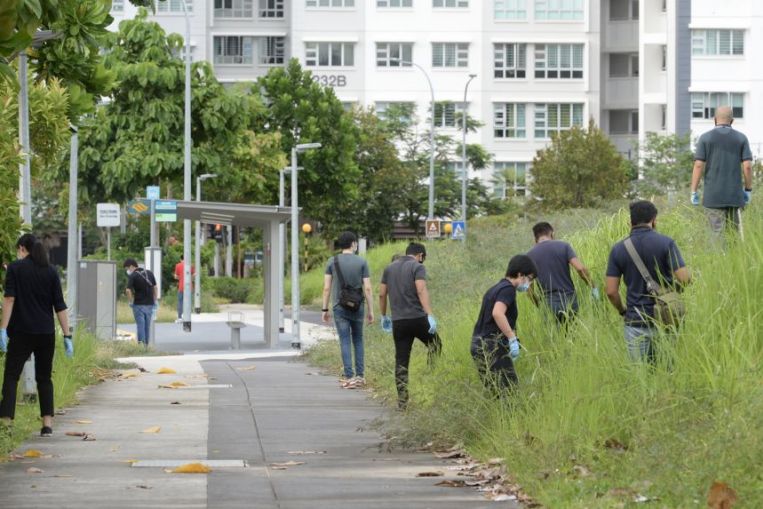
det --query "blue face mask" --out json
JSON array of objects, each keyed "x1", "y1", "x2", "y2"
[{"x1": 517, "y1": 278, "x2": 531, "y2": 292}]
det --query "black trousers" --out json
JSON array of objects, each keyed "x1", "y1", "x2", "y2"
[
  {"x1": 392, "y1": 316, "x2": 441, "y2": 408},
  {"x1": 0, "y1": 332, "x2": 56, "y2": 419},
  {"x1": 471, "y1": 336, "x2": 517, "y2": 393}
]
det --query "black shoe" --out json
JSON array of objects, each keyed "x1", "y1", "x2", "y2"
[{"x1": 40, "y1": 426, "x2": 53, "y2": 437}]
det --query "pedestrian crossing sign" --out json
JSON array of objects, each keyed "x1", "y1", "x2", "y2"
[
  {"x1": 451, "y1": 221, "x2": 466, "y2": 240},
  {"x1": 425, "y1": 220, "x2": 441, "y2": 239}
]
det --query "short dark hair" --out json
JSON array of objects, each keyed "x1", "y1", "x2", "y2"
[
  {"x1": 337, "y1": 231, "x2": 357, "y2": 249},
  {"x1": 405, "y1": 242, "x2": 426, "y2": 256},
  {"x1": 630, "y1": 200, "x2": 658, "y2": 226},
  {"x1": 123, "y1": 258, "x2": 139, "y2": 268},
  {"x1": 506, "y1": 255, "x2": 538, "y2": 279},
  {"x1": 532, "y1": 222, "x2": 554, "y2": 240}
]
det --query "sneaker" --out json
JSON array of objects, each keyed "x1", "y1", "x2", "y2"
[
  {"x1": 40, "y1": 426, "x2": 53, "y2": 437},
  {"x1": 353, "y1": 377, "x2": 366, "y2": 388}
]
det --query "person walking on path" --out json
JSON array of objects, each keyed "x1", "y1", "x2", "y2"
[
  {"x1": 0, "y1": 234, "x2": 72, "y2": 437},
  {"x1": 124, "y1": 258, "x2": 157, "y2": 347},
  {"x1": 173, "y1": 255, "x2": 194, "y2": 323},
  {"x1": 526, "y1": 222, "x2": 598, "y2": 325},
  {"x1": 471, "y1": 255, "x2": 537, "y2": 393},
  {"x1": 378, "y1": 242, "x2": 440, "y2": 410},
  {"x1": 321, "y1": 232, "x2": 374, "y2": 388},
  {"x1": 690, "y1": 105, "x2": 753, "y2": 241},
  {"x1": 605, "y1": 201, "x2": 691, "y2": 362}
]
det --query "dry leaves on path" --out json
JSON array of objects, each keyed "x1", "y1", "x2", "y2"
[
  {"x1": 270, "y1": 461, "x2": 305, "y2": 470},
  {"x1": 26, "y1": 467, "x2": 44, "y2": 474},
  {"x1": 75, "y1": 419, "x2": 92, "y2": 425},
  {"x1": 416, "y1": 471, "x2": 445, "y2": 477},
  {"x1": 65, "y1": 431, "x2": 87, "y2": 437},
  {"x1": 172, "y1": 463, "x2": 211, "y2": 474},
  {"x1": 237, "y1": 365, "x2": 257, "y2": 371},
  {"x1": 117, "y1": 369, "x2": 141, "y2": 380},
  {"x1": 23, "y1": 450, "x2": 43, "y2": 458},
  {"x1": 158, "y1": 381, "x2": 189, "y2": 389},
  {"x1": 435, "y1": 479, "x2": 466, "y2": 488},
  {"x1": 141, "y1": 426, "x2": 161, "y2": 434},
  {"x1": 287, "y1": 450, "x2": 326, "y2": 455},
  {"x1": 157, "y1": 367, "x2": 177, "y2": 375},
  {"x1": 708, "y1": 481, "x2": 737, "y2": 509}
]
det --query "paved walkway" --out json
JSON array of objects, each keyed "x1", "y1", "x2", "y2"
[{"x1": 0, "y1": 312, "x2": 518, "y2": 508}]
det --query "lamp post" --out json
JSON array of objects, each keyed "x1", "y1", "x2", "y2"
[
  {"x1": 461, "y1": 74, "x2": 477, "y2": 232},
  {"x1": 278, "y1": 166, "x2": 302, "y2": 332},
  {"x1": 194, "y1": 173, "x2": 217, "y2": 314},
  {"x1": 178, "y1": 0, "x2": 193, "y2": 331},
  {"x1": 290, "y1": 143, "x2": 321, "y2": 349}
]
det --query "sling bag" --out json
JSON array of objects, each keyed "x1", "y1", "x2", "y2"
[
  {"x1": 623, "y1": 238, "x2": 685, "y2": 327},
  {"x1": 333, "y1": 256, "x2": 364, "y2": 311}
]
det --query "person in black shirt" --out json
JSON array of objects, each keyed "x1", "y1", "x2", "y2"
[
  {"x1": 123, "y1": 258, "x2": 157, "y2": 347},
  {"x1": 471, "y1": 255, "x2": 537, "y2": 391},
  {"x1": 1, "y1": 234, "x2": 71, "y2": 437}
]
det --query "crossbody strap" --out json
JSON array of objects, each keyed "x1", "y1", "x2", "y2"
[
  {"x1": 333, "y1": 256, "x2": 347, "y2": 288},
  {"x1": 623, "y1": 238, "x2": 660, "y2": 295},
  {"x1": 136, "y1": 269, "x2": 155, "y2": 287}
]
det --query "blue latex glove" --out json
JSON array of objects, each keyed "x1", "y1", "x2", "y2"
[
  {"x1": 152, "y1": 303, "x2": 158, "y2": 318},
  {"x1": 591, "y1": 287, "x2": 601, "y2": 300},
  {"x1": 507, "y1": 336, "x2": 520, "y2": 360},
  {"x1": 381, "y1": 315, "x2": 392, "y2": 333},
  {"x1": 0, "y1": 329, "x2": 7, "y2": 353},
  {"x1": 744, "y1": 189, "x2": 751, "y2": 205},
  {"x1": 690, "y1": 191, "x2": 700, "y2": 206},
  {"x1": 63, "y1": 335, "x2": 74, "y2": 358},
  {"x1": 427, "y1": 314, "x2": 437, "y2": 334}
]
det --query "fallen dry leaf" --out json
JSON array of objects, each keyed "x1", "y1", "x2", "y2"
[
  {"x1": 23, "y1": 450, "x2": 43, "y2": 458},
  {"x1": 118, "y1": 369, "x2": 140, "y2": 379},
  {"x1": 53, "y1": 475, "x2": 73, "y2": 478},
  {"x1": 75, "y1": 420, "x2": 92, "y2": 424},
  {"x1": 135, "y1": 484, "x2": 152, "y2": 489},
  {"x1": 26, "y1": 467, "x2": 44, "y2": 474},
  {"x1": 416, "y1": 471, "x2": 444, "y2": 477},
  {"x1": 157, "y1": 367, "x2": 177, "y2": 375},
  {"x1": 122, "y1": 459, "x2": 139, "y2": 464},
  {"x1": 172, "y1": 463, "x2": 211, "y2": 474},
  {"x1": 708, "y1": 481, "x2": 737, "y2": 509},
  {"x1": 604, "y1": 438, "x2": 628, "y2": 451},
  {"x1": 65, "y1": 431, "x2": 87, "y2": 437},
  {"x1": 287, "y1": 450, "x2": 326, "y2": 455},
  {"x1": 158, "y1": 381, "x2": 189, "y2": 389},
  {"x1": 434, "y1": 450, "x2": 465, "y2": 459},
  {"x1": 141, "y1": 426, "x2": 161, "y2": 434},
  {"x1": 270, "y1": 461, "x2": 305, "y2": 469},
  {"x1": 237, "y1": 365, "x2": 257, "y2": 371},
  {"x1": 82, "y1": 434, "x2": 96, "y2": 441},
  {"x1": 170, "y1": 401, "x2": 181, "y2": 405},
  {"x1": 435, "y1": 479, "x2": 466, "y2": 487}
]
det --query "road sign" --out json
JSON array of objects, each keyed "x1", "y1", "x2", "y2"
[
  {"x1": 451, "y1": 221, "x2": 466, "y2": 240},
  {"x1": 127, "y1": 199, "x2": 151, "y2": 216},
  {"x1": 146, "y1": 186, "x2": 160, "y2": 200},
  {"x1": 425, "y1": 220, "x2": 441, "y2": 239},
  {"x1": 155, "y1": 200, "x2": 178, "y2": 222},
  {"x1": 96, "y1": 203, "x2": 121, "y2": 227}
]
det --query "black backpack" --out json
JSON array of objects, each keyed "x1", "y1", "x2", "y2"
[{"x1": 333, "y1": 256, "x2": 364, "y2": 311}]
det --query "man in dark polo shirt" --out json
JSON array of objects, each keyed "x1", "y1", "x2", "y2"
[
  {"x1": 527, "y1": 222, "x2": 597, "y2": 325},
  {"x1": 379, "y1": 242, "x2": 440, "y2": 410},
  {"x1": 605, "y1": 201, "x2": 691, "y2": 362},
  {"x1": 690, "y1": 105, "x2": 753, "y2": 241},
  {"x1": 124, "y1": 259, "x2": 157, "y2": 347}
]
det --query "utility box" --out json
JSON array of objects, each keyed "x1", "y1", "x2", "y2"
[{"x1": 77, "y1": 261, "x2": 117, "y2": 341}]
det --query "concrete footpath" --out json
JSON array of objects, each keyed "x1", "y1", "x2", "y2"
[{"x1": 0, "y1": 312, "x2": 518, "y2": 508}]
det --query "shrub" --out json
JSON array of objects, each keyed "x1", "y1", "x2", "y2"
[{"x1": 210, "y1": 276, "x2": 252, "y2": 303}]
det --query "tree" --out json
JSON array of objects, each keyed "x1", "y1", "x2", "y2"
[
  {"x1": 530, "y1": 119, "x2": 629, "y2": 208},
  {"x1": 633, "y1": 132, "x2": 694, "y2": 196}
]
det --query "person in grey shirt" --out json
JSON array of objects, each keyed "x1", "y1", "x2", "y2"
[
  {"x1": 691, "y1": 105, "x2": 753, "y2": 241},
  {"x1": 322, "y1": 232, "x2": 374, "y2": 388}
]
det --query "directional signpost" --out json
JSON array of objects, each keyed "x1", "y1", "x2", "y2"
[
  {"x1": 451, "y1": 220, "x2": 466, "y2": 241},
  {"x1": 96, "y1": 203, "x2": 121, "y2": 260},
  {"x1": 425, "y1": 219, "x2": 441, "y2": 239},
  {"x1": 155, "y1": 200, "x2": 178, "y2": 222}
]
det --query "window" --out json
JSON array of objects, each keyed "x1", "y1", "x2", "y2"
[
  {"x1": 258, "y1": 0, "x2": 284, "y2": 17},
  {"x1": 609, "y1": 0, "x2": 638, "y2": 20},
  {"x1": 609, "y1": 110, "x2": 638, "y2": 134},
  {"x1": 305, "y1": 42, "x2": 355, "y2": 67},
  {"x1": 608, "y1": 53, "x2": 638, "y2": 78},
  {"x1": 215, "y1": 0, "x2": 253, "y2": 17},
  {"x1": 691, "y1": 92, "x2": 744, "y2": 119},
  {"x1": 376, "y1": 43, "x2": 413, "y2": 67},
  {"x1": 434, "y1": 0, "x2": 468, "y2": 7},
  {"x1": 307, "y1": 0, "x2": 355, "y2": 6},
  {"x1": 113, "y1": 0, "x2": 124, "y2": 12},
  {"x1": 432, "y1": 43, "x2": 469, "y2": 68},
  {"x1": 214, "y1": 36, "x2": 253, "y2": 65},
  {"x1": 446, "y1": 161, "x2": 466, "y2": 178},
  {"x1": 534, "y1": 103, "x2": 584, "y2": 138},
  {"x1": 375, "y1": 102, "x2": 415, "y2": 123},
  {"x1": 376, "y1": 0, "x2": 411, "y2": 6},
  {"x1": 535, "y1": 0, "x2": 583, "y2": 20},
  {"x1": 260, "y1": 37, "x2": 285, "y2": 64},
  {"x1": 535, "y1": 44, "x2": 584, "y2": 79},
  {"x1": 433, "y1": 102, "x2": 466, "y2": 128},
  {"x1": 493, "y1": 162, "x2": 528, "y2": 197},
  {"x1": 691, "y1": 30, "x2": 744, "y2": 56},
  {"x1": 494, "y1": 43, "x2": 527, "y2": 78},
  {"x1": 495, "y1": 0, "x2": 527, "y2": 19},
  {"x1": 156, "y1": 0, "x2": 192, "y2": 13},
  {"x1": 493, "y1": 103, "x2": 527, "y2": 138}
]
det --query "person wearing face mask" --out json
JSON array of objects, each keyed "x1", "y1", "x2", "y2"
[
  {"x1": 1, "y1": 234, "x2": 71, "y2": 437},
  {"x1": 470, "y1": 255, "x2": 537, "y2": 392},
  {"x1": 605, "y1": 201, "x2": 691, "y2": 362},
  {"x1": 379, "y1": 242, "x2": 440, "y2": 410},
  {"x1": 123, "y1": 258, "x2": 158, "y2": 347}
]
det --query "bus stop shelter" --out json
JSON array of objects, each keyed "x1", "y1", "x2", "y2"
[{"x1": 175, "y1": 201, "x2": 292, "y2": 348}]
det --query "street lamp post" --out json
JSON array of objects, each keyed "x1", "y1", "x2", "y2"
[
  {"x1": 461, "y1": 74, "x2": 477, "y2": 231},
  {"x1": 290, "y1": 143, "x2": 321, "y2": 349},
  {"x1": 179, "y1": 0, "x2": 193, "y2": 331},
  {"x1": 194, "y1": 173, "x2": 217, "y2": 314}
]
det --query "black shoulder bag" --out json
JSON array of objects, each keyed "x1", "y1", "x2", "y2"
[{"x1": 333, "y1": 256, "x2": 364, "y2": 311}]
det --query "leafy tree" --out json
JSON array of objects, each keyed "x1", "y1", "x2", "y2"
[
  {"x1": 530, "y1": 119, "x2": 629, "y2": 208},
  {"x1": 632, "y1": 132, "x2": 694, "y2": 196}
]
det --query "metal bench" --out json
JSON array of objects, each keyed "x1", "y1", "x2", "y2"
[{"x1": 226, "y1": 311, "x2": 246, "y2": 350}]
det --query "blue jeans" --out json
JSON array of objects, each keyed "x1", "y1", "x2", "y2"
[
  {"x1": 133, "y1": 305, "x2": 154, "y2": 345},
  {"x1": 333, "y1": 304, "x2": 365, "y2": 378},
  {"x1": 624, "y1": 324, "x2": 657, "y2": 363},
  {"x1": 546, "y1": 292, "x2": 579, "y2": 325}
]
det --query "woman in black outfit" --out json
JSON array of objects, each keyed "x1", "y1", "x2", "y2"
[{"x1": 0, "y1": 234, "x2": 72, "y2": 437}]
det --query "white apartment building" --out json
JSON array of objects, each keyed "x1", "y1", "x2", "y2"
[{"x1": 110, "y1": 0, "x2": 763, "y2": 198}]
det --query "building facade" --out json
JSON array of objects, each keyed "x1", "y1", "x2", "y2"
[{"x1": 110, "y1": 0, "x2": 762, "y2": 198}]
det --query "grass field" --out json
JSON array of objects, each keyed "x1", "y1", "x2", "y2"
[{"x1": 305, "y1": 202, "x2": 763, "y2": 507}]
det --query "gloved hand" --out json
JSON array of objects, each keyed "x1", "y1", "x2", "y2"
[
  {"x1": 507, "y1": 336, "x2": 520, "y2": 360},
  {"x1": 0, "y1": 329, "x2": 8, "y2": 353},
  {"x1": 690, "y1": 191, "x2": 700, "y2": 206},
  {"x1": 152, "y1": 303, "x2": 159, "y2": 318},
  {"x1": 381, "y1": 315, "x2": 392, "y2": 333},
  {"x1": 63, "y1": 335, "x2": 74, "y2": 358},
  {"x1": 591, "y1": 287, "x2": 601, "y2": 300},
  {"x1": 744, "y1": 189, "x2": 751, "y2": 205},
  {"x1": 427, "y1": 314, "x2": 437, "y2": 334}
]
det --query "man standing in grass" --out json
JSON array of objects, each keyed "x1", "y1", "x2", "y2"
[
  {"x1": 321, "y1": 232, "x2": 374, "y2": 389},
  {"x1": 690, "y1": 105, "x2": 753, "y2": 241},
  {"x1": 379, "y1": 242, "x2": 440, "y2": 410},
  {"x1": 526, "y1": 222, "x2": 598, "y2": 325},
  {"x1": 471, "y1": 255, "x2": 537, "y2": 392},
  {"x1": 605, "y1": 201, "x2": 691, "y2": 362}
]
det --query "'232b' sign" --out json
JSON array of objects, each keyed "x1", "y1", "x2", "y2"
[{"x1": 312, "y1": 74, "x2": 347, "y2": 87}]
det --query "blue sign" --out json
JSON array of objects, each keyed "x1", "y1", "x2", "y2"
[
  {"x1": 451, "y1": 221, "x2": 466, "y2": 240},
  {"x1": 146, "y1": 185, "x2": 161, "y2": 201},
  {"x1": 155, "y1": 200, "x2": 177, "y2": 222}
]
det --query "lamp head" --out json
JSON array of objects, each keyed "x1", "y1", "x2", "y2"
[{"x1": 296, "y1": 143, "x2": 322, "y2": 152}]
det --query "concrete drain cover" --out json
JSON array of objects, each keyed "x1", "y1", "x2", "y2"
[{"x1": 131, "y1": 460, "x2": 247, "y2": 468}]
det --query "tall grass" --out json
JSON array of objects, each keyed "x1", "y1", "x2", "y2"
[{"x1": 306, "y1": 203, "x2": 763, "y2": 507}]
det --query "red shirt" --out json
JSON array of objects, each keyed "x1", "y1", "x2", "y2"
[{"x1": 174, "y1": 261, "x2": 195, "y2": 292}]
